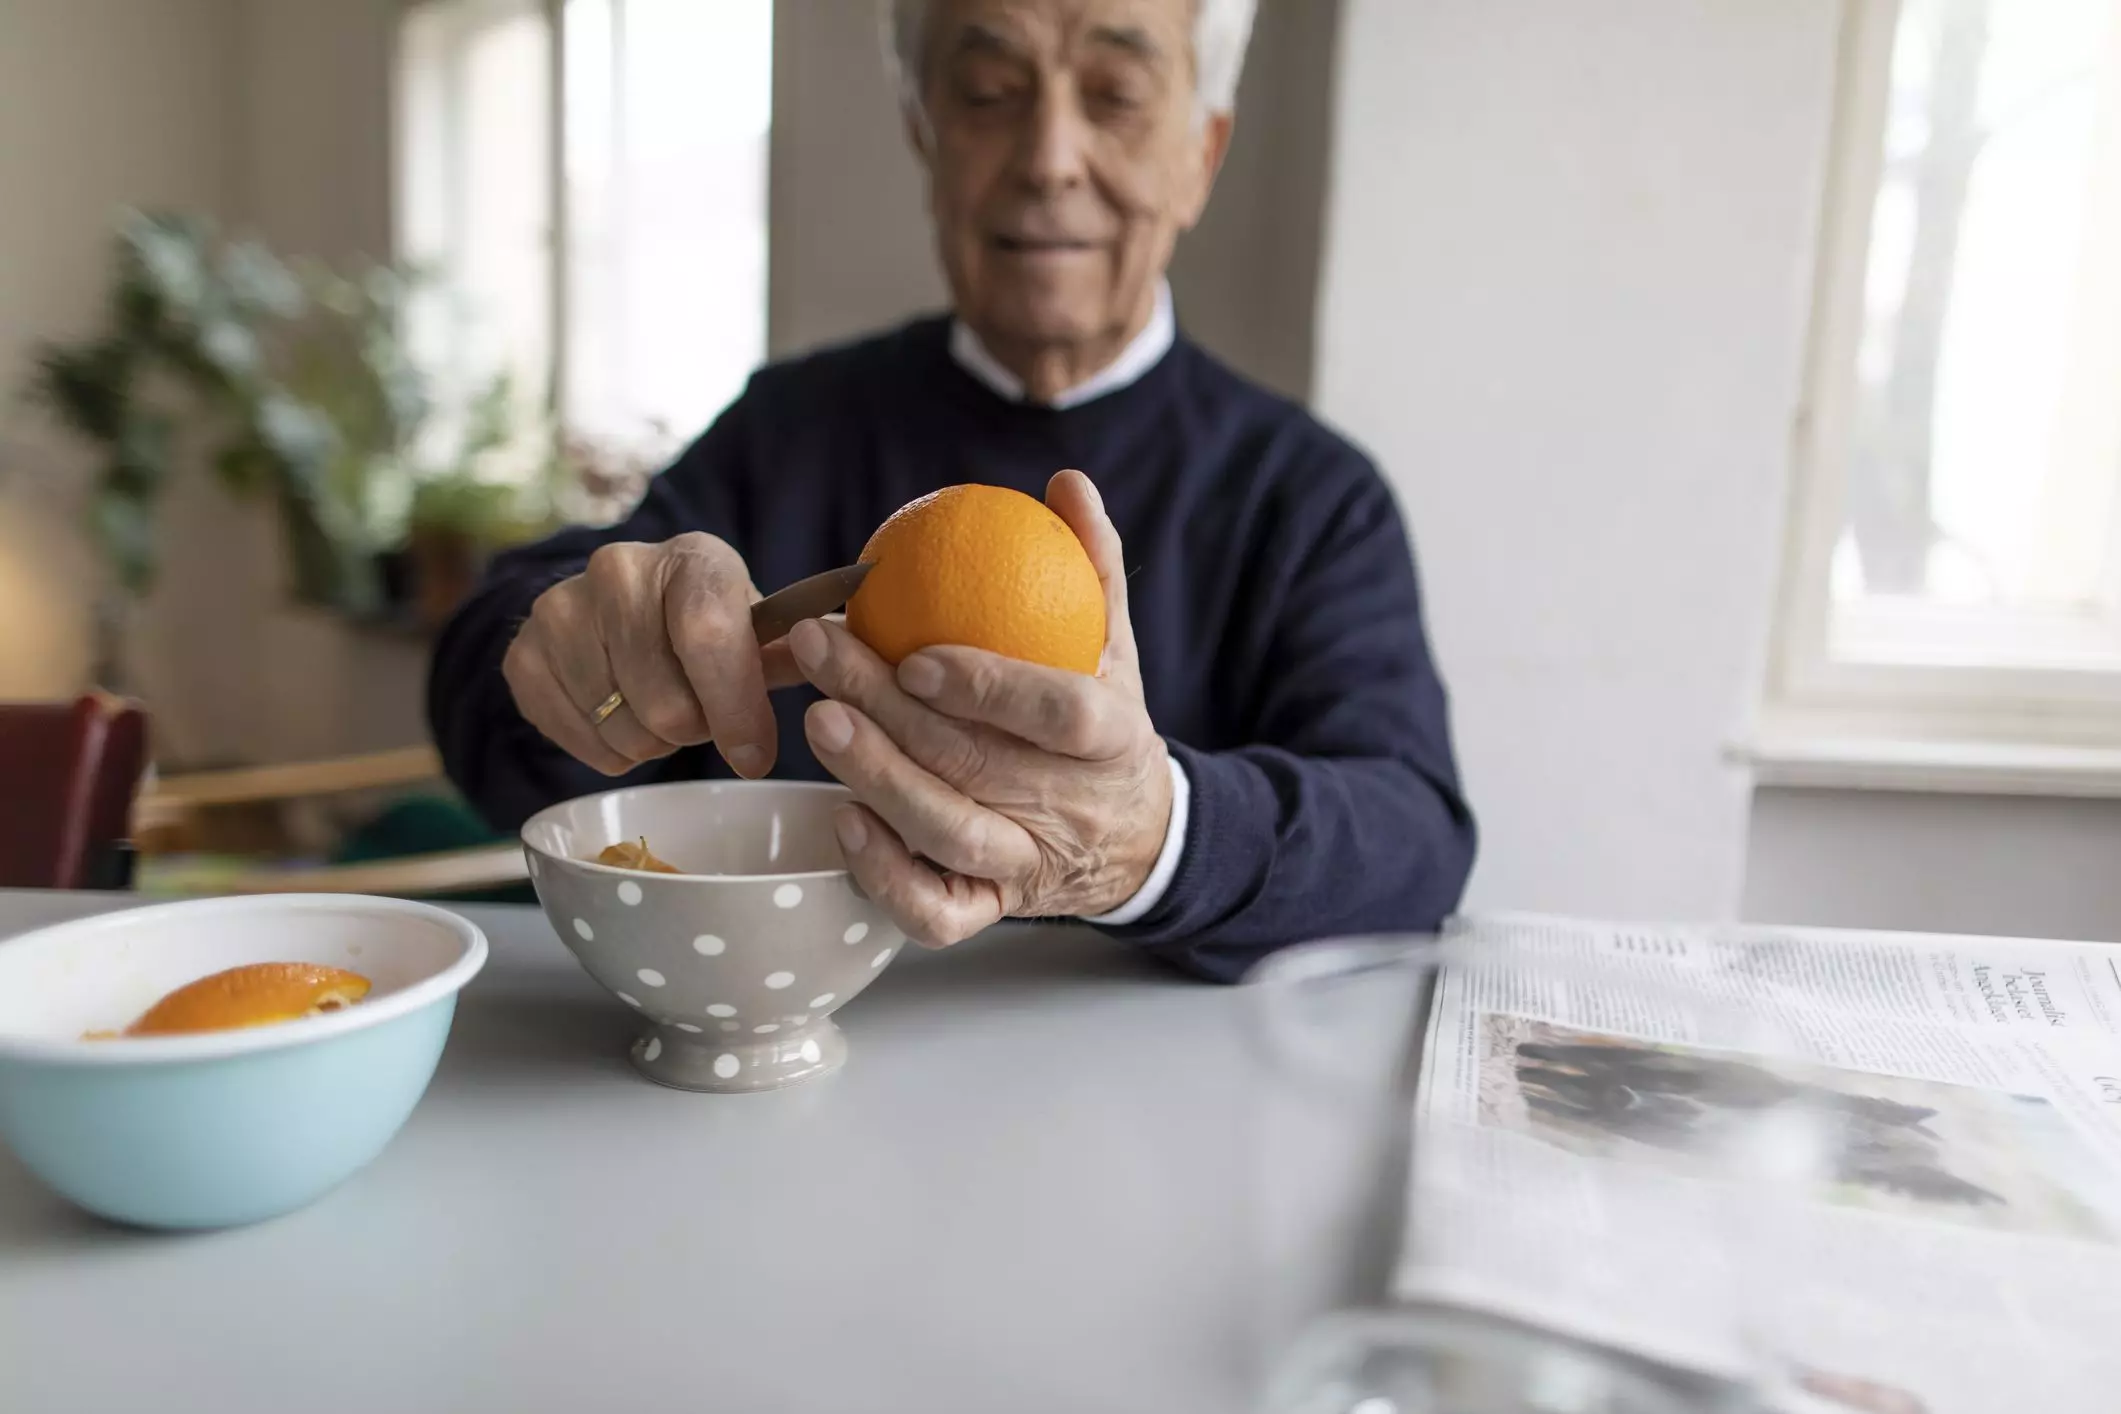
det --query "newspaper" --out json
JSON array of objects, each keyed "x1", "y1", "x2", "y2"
[{"x1": 1397, "y1": 914, "x2": 2121, "y2": 1414}]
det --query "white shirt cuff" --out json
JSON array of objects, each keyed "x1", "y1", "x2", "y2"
[{"x1": 1081, "y1": 753, "x2": 1189, "y2": 928}]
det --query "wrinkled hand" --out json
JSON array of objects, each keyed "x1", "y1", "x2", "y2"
[
  {"x1": 790, "y1": 470, "x2": 1173, "y2": 947},
  {"x1": 504, "y1": 533, "x2": 803, "y2": 778}
]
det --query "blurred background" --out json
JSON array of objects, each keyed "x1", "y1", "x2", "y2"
[{"x1": 5, "y1": 0, "x2": 2121, "y2": 939}]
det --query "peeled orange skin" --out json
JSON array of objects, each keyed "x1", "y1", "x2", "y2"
[
  {"x1": 595, "y1": 837, "x2": 680, "y2": 873},
  {"x1": 122, "y1": 962, "x2": 374, "y2": 1037},
  {"x1": 845, "y1": 484, "x2": 1107, "y2": 674}
]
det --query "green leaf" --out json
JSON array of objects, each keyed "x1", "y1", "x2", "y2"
[
  {"x1": 213, "y1": 438, "x2": 272, "y2": 495},
  {"x1": 26, "y1": 340, "x2": 135, "y2": 443},
  {"x1": 90, "y1": 482, "x2": 158, "y2": 596},
  {"x1": 121, "y1": 210, "x2": 212, "y2": 321},
  {"x1": 277, "y1": 489, "x2": 382, "y2": 614},
  {"x1": 193, "y1": 316, "x2": 262, "y2": 383},
  {"x1": 111, "y1": 412, "x2": 174, "y2": 494},
  {"x1": 252, "y1": 389, "x2": 339, "y2": 484},
  {"x1": 220, "y1": 240, "x2": 304, "y2": 318}
]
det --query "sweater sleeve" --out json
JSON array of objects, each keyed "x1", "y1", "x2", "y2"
[
  {"x1": 426, "y1": 404, "x2": 755, "y2": 833},
  {"x1": 1105, "y1": 473, "x2": 1477, "y2": 983}
]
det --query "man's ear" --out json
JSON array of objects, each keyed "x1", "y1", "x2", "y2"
[
  {"x1": 902, "y1": 103, "x2": 934, "y2": 166},
  {"x1": 1180, "y1": 112, "x2": 1235, "y2": 230}
]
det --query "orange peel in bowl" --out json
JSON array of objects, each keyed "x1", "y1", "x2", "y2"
[
  {"x1": 595, "y1": 837, "x2": 680, "y2": 873},
  {"x1": 120, "y1": 962, "x2": 373, "y2": 1038}
]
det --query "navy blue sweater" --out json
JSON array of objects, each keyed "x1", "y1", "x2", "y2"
[{"x1": 428, "y1": 317, "x2": 1475, "y2": 981}]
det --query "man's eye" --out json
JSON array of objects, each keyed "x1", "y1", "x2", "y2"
[
  {"x1": 951, "y1": 67, "x2": 1022, "y2": 110},
  {"x1": 1085, "y1": 82, "x2": 1150, "y2": 117}
]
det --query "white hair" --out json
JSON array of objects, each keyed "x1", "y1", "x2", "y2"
[{"x1": 882, "y1": 0, "x2": 1257, "y2": 120}]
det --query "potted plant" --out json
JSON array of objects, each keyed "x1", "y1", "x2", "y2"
[{"x1": 20, "y1": 210, "x2": 534, "y2": 680}]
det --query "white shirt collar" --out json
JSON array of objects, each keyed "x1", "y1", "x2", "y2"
[{"x1": 948, "y1": 281, "x2": 1175, "y2": 409}]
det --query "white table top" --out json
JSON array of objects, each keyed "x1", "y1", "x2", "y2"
[{"x1": 0, "y1": 892, "x2": 1296, "y2": 1414}]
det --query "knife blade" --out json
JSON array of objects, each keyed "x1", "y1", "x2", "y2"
[{"x1": 749, "y1": 562, "x2": 874, "y2": 645}]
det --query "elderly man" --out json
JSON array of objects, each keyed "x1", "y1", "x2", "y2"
[{"x1": 429, "y1": 0, "x2": 1475, "y2": 982}]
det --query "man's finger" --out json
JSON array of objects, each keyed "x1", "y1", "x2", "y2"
[
  {"x1": 805, "y1": 699, "x2": 1038, "y2": 880},
  {"x1": 504, "y1": 636, "x2": 638, "y2": 776},
  {"x1": 597, "y1": 600, "x2": 712, "y2": 751},
  {"x1": 1046, "y1": 469, "x2": 1139, "y2": 685},
  {"x1": 792, "y1": 618, "x2": 1027, "y2": 790},
  {"x1": 535, "y1": 610, "x2": 670, "y2": 765},
  {"x1": 664, "y1": 548, "x2": 777, "y2": 778},
  {"x1": 895, "y1": 645, "x2": 1129, "y2": 761},
  {"x1": 833, "y1": 803, "x2": 1006, "y2": 948},
  {"x1": 759, "y1": 639, "x2": 809, "y2": 690}
]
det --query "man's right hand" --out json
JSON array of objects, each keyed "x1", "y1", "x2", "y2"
[{"x1": 501, "y1": 533, "x2": 800, "y2": 778}]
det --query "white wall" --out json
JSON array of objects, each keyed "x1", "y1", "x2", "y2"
[
  {"x1": 1315, "y1": 0, "x2": 1843, "y2": 919},
  {"x1": 1746, "y1": 789, "x2": 2121, "y2": 942},
  {"x1": 766, "y1": 0, "x2": 947, "y2": 359},
  {"x1": 0, "y1": 0, "x2": 256, "y2": 759}
]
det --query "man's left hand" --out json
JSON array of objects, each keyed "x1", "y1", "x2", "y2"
[{"x1": 788, "y1": 470, "x2": 1173, "y2": 947}]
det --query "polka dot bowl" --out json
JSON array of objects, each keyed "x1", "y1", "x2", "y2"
[{"x1": 520, "y1": 780, "x2": 903, "y2": 1092}]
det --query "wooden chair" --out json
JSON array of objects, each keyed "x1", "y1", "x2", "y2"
[
  {"x1": 134, "y1": 744, "x2": 527, "y2": 897},
  {"x1": 0, "y1": 693, "x2": 151, "y2": 890}
]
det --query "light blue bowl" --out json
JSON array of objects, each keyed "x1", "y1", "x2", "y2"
[{"x1": 0, "y1": 894, "x2": 487, "y2": 1230}]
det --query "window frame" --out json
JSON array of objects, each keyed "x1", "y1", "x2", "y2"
[
  {"x1": 1761, "y1": 0, "x2": 2121, "y2": 779},
  {"x1": 394, "y1": 0, "x2": 770, "y2": 455},
  {"x1": 394, "y1": 0, "x2": 564, "y2": 419}
]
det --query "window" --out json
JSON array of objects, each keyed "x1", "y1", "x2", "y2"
[
  {"x1": 395, "y1": 0, "x2": 772, "y2": 460},
  {"x1": 1765, "y1": 0, "x2": 2121, "y2": 783}
]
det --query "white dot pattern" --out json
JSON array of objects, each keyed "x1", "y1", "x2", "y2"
[
  {"x1": 753, "y1": 1023, "x2": 780, "y2": 1034},
  {"x1": 872, "y1": 949, "x2": 892, "y2": 968},
  {"x1": 764, "y1": 971, "x2": 795, "y2": 990},
  {"x1": 843, "y1": 921, "x2": 869, "y2": 945},
  {"x1": 572, "y1": 918, "x2": 594, "y2": 941},
  {"x1": 616, "y1": 993, "x2": 642, "y2": 1009},
  {"x1": 800, "y1": 1039, "x2": 822, "y2": 1064},
  {"x1": 636, "y1": 968, "x2": 666, "y2": 987},
  {"x1": 714, "y1": 1053, "x2": 740, "y2": 1079},
  {"x1": 617, "y1": 880, "x2": 643, "y2": 906},
  {"x1": 692, "y1": 934, "x2": 725, "y2": 956},
  {"x1": 641, "y1": 1037, "x2": 662, "y2": 1062},
  {"x1": 674, "y1": 1023, "x2": 702, "y2": 1034},
  {"x1": 705, "y1": 1003, "x2": 736, "y2": 1018},
  {"x1": 808, "y1": 993, "x2": 836, "y2": 1009},
  {"x1": 773, "y1": 883, "x2": 803, "y2": 909}
]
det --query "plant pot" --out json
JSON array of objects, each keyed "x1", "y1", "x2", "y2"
[
  {"x1": 408, "y1": 528, "x2": 486, "y2": 634},
  {"x1": 276, "y1": 492, "x2": 381, "y2": 617}
]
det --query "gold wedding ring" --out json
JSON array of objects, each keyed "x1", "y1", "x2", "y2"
[{"x1": 590, "y1": 690, "x2": 626, "y2": 727}]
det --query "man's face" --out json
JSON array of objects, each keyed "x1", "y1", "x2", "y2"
[{"x1": 912, "y1": 0, "x2": 1231, "y2": 354}]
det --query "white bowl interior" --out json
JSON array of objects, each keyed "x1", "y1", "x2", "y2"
[
  {"x1": 0, "y1": 899, "x2": 475, "y2": 1043},
  {"x1": 522, "y1": 781, "x2": 853, "y2": 877}
]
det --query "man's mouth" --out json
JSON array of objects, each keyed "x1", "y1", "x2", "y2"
[{"x1": 991, "y1": 234, "x2": 1099, "y2": 255}]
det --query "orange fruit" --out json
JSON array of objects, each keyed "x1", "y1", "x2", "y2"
[
  {"x1": 846, "y1": 484, "x2": 1106, "y2": 674},
  {"x1": 123, "y1": 963, "x2": 373, "y2": 1037}
]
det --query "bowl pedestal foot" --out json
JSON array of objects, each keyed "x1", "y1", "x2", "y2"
[{"x1": 628, "y1": 1018, "x2": 846, "y2": 1093}]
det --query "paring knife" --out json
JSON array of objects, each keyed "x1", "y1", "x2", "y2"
[{"x1": 749, "y1": 562, "x2": 874, "y2": 645}]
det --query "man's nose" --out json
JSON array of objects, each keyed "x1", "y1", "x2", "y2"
[{"x1": 1018, "y1": 82, "x2": 1092, "y2": 193}]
